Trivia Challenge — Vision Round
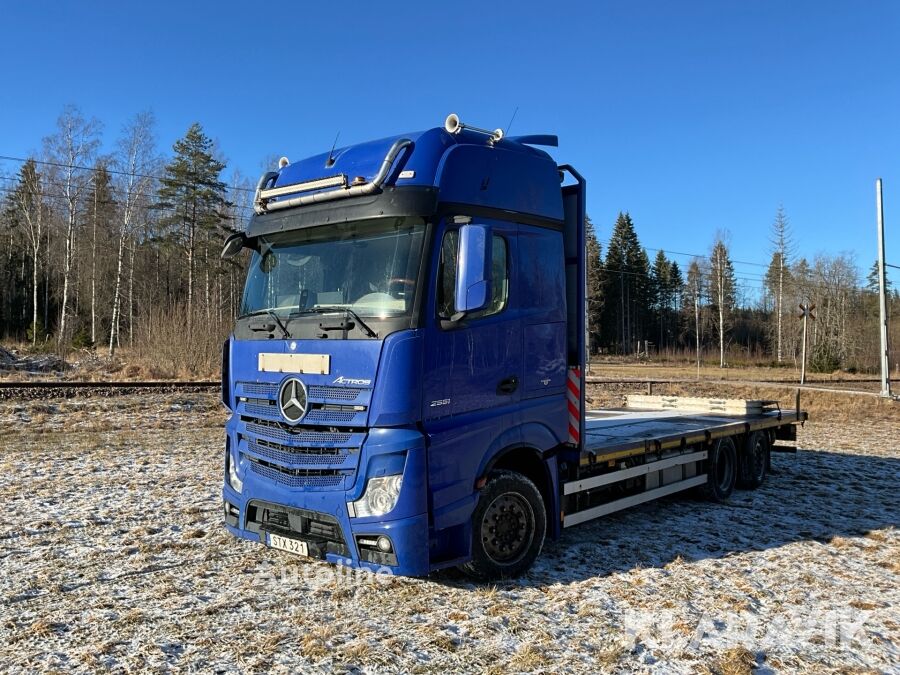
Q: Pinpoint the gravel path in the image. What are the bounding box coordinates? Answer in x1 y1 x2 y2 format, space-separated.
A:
0 395 897 673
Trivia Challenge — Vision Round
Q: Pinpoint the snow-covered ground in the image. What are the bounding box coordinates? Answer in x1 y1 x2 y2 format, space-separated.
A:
0 394 897 673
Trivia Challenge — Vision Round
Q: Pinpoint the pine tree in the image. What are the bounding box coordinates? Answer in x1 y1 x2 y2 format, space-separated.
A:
683 259 705 373
601 212 646 353
157 123 228 335
4 159 46 344
585 214 604 353
709 237 736 367
652 250 671 350
669 260 684 335
87 162 116 346
866 260 891 293
769 205 794 363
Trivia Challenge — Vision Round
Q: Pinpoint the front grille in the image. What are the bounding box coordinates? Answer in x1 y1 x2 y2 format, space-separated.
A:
308 385 362 401
305 409 357 424
246 438 352 466
243 419 354 445
246 401 277 417
243 382 276 397
248 458 345 488
239 382 363 402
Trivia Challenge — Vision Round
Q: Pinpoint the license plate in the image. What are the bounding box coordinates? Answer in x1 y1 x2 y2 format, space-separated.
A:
268 532 309 557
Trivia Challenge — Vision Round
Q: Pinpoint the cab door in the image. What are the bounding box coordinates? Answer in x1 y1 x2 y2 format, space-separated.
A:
423 219 521 420
422 218 523 542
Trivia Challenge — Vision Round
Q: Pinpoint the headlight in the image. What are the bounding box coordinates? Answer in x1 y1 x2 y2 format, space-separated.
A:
349 475 402 518
226 445 243 494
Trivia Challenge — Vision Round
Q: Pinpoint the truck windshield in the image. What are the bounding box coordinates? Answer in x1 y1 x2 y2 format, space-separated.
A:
239 217 426 320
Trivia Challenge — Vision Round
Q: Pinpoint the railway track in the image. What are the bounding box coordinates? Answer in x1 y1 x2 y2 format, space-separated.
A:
0 380 220 401
0 377 891 401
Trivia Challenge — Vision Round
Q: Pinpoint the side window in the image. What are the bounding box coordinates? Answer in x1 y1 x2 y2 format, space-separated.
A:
437 230 508 320
438 230 459 318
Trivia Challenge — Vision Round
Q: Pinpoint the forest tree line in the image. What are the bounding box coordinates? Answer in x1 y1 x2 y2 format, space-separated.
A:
586 209 899 372
0 106 252 373
1 105 897 374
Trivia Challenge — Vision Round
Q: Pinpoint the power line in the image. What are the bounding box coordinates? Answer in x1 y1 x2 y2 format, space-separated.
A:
0 174 256 215
596 239 772 270
0 153 257 194
0 185 250 221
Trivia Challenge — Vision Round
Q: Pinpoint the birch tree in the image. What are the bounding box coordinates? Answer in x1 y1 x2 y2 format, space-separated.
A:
109 111 158 356
43 105 102 346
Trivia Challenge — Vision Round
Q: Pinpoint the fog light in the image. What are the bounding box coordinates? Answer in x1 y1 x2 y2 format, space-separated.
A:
376 536 392 553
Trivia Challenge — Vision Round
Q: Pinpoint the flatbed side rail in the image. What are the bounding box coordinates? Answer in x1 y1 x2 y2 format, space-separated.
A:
579 410 804 467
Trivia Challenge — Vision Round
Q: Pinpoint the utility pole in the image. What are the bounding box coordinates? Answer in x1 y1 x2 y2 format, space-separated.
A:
799 303 816 385
876 178 892 398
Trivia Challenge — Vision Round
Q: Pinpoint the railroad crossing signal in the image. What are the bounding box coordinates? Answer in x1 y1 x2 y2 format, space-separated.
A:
799 303 816 320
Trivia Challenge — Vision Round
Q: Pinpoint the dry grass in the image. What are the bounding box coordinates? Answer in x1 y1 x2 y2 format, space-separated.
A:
711 645 756 675
0 393 897 673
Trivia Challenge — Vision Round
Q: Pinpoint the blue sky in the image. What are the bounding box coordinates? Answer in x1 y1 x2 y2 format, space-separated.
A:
1 1 898 295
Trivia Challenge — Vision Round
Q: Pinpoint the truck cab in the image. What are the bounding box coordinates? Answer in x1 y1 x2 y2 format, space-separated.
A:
221 116 582 578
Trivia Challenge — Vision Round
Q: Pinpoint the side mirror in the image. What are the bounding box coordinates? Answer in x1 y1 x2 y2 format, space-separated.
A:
453 224 492 317
221 232 247 260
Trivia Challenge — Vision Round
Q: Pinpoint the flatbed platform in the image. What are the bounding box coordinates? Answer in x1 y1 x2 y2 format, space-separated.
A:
581 407 805 465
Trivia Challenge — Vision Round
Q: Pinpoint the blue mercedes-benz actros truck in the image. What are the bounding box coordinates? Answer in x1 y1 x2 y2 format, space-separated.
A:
221 114 805 579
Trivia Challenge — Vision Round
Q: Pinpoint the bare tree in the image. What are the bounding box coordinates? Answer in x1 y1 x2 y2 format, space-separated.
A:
109 111 157 356
43 105 102 346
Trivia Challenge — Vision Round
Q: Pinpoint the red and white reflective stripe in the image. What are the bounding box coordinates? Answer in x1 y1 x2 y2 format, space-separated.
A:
567 366 581 444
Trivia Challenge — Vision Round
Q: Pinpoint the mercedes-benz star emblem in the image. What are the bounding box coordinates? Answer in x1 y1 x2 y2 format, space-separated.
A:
278 377 307 423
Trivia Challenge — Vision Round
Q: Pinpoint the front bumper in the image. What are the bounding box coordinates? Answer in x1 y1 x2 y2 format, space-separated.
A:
222 426 430 576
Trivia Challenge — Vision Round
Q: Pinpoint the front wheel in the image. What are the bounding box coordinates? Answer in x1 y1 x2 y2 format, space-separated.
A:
460 470 546 581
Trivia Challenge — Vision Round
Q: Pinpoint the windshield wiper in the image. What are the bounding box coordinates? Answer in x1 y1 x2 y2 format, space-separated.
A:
241 309 290 338
293 306 378 338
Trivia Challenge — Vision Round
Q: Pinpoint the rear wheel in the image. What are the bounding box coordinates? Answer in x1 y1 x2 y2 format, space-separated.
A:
739 431 769 489
460 470 546 581
702 437 737 501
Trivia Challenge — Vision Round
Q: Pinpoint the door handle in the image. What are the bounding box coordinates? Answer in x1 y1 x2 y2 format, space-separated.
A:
496 376 519 395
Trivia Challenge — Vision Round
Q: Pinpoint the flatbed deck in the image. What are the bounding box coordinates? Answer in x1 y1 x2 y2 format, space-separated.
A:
581 408 805 465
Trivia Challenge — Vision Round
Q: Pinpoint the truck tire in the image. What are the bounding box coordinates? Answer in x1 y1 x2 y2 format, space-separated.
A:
460 470 546 581
702 437 737 502
738 431 769 489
